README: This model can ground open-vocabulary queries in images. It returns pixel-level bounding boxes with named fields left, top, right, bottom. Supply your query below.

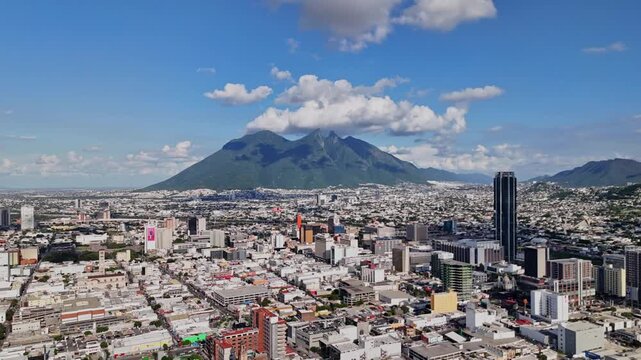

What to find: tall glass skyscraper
left=494, top=172, right=517, bottom=262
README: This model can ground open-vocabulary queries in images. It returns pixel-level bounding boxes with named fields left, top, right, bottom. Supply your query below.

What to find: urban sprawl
left=0, top=174, right=640, bottom=360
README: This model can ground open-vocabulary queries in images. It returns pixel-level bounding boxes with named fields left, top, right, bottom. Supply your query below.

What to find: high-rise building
left=494, top=171, right=517, bottom=262
left=74, top=199, right=82, bottom=209
left=197, top=217, right=207, bottom=234
left=625, top=247, right=641, bottom=304
left=406, top=223, right=429, bottom=243
left=548, top=258, right=595, bottom=308
left=430, top=251, right=454, bottom=279
left=252, top=308, right=286, bottom=360
left=530, top=289, right=569, bottom=322
left=20, top=205, right=35, bottom=230
left=0, top=208, right=10, bottom=227
left=433, top=239, right=503, bottom=266
left=188, top=217, right=198, bottom=235
left=443, top=220, right=458, bottom=234
left=595, top=264, right=626, bottom=297
left=441, top=260, right=474, bottom=301
left=392, top=245, right=410, bottom=273
left=603, top=254, right=625, bottom=269
left=524, top=245, right=549, bottom=278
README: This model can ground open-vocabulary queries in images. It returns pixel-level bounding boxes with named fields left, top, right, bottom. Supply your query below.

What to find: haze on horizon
left=0, top=0, right=640, bottom=188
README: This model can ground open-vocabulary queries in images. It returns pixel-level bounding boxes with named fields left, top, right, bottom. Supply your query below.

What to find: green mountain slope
left=533, top=158, right=641, bottom=187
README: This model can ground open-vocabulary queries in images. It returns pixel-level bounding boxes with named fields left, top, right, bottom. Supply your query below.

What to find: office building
left=430, top=291, right=458, bottom=314
left=433, top=239, right=503, bottom=266
left=430, top=251, right=454, bottom=279
left=558, top=321, right=604, bottom=357
left=339, top=280, right=376, bottom=306
left=406, top=223, right=428, bottom=243
left=203, top=229, right=226, bottom=248
left=548, top=258, right=595, bottom=308
left=392, top=245, right=410, bottom=273
left=328, top=214, right=340, bottom=234
left=441, top=260, right=474, bottom=301
left=0, top=208, right=9, bottom=227
left=595, top=264, right=626, bottom=297
left=524, top=245, right=549, bottom=278
left=530, top=290, right=569, bottom=322
left=20, top=205, right=35, bottom=230
left=625, top=247, right=641, bottom=304
left=188, top=217, right=198, bottom=235
left=494, top=171, right=517, bottom=262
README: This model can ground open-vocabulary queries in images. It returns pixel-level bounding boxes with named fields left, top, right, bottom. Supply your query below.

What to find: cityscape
left=1, top=1, right=641, bottom=360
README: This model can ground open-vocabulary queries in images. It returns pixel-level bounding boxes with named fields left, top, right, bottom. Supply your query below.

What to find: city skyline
left=1, top=1, right=640, bottom=188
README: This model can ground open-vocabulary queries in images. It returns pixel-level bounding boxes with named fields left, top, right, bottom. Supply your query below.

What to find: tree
left=96, top=325, right=109, bottom=333
left=182, top=339, right=192, bottom=346
left=260, top=298, right=271, bottom=307
left=162, top=344, right=169, bottom=351
left=133, top=321, right=142, bottom=328
left=100, top=341, right=108, bottom=349
left=84, top=331, right=93, bottom=336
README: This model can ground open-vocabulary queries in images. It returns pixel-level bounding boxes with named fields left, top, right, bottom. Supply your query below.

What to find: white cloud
left=383, top=142, right=524, bottom=172
left=3, top=110, right=13, bottom=115
left=299, top=0, right=401, bottom=52
left=84, top=145, right=102, bottom=152
left=196, top=67, right=216, bottom=74
left=0, top=159, right=14, bottom=175
left=247, top=74, right=465, bottom=136
left=273, top=0, right=496, bottom=51
left=204, top=83, right=273, bottom=105
left=394, top=0, right=497, bottom=31
left=67, top=151, right=84, bottom=164
left=286, top=38, right=300, bottom=53
left=270, top=66, right=293, bottom=81
left=440, top=85, right=504, bottom=103
left=488, top=125, right=503, bottom=132
left=162, top=140, right=192, bottom=158
left=582, top=41, right=627, bottom=54
left=3, top=135, right=37, bottom=141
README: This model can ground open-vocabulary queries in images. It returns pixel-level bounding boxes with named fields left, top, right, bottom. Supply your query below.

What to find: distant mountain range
left=142, top=130, right=491, bottom=191
left=531, top=158, right=641, bottom=187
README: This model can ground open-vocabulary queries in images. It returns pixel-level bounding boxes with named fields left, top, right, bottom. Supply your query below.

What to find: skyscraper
left=20, top=205, right=35, bottom=230
left=0, top=208, right=10, bottom=227
left=625, top=247, right=641, bottom=304
left=188, top=217, right=198, bottom=235
left=494, top=171, right=517, bottom=262
left=441, top=259, right=474, bottom=300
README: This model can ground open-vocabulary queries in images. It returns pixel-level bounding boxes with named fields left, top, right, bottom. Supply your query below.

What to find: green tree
left=100, top=341, right=108, bottom=349
left=133, top=321, right=142, bottom=328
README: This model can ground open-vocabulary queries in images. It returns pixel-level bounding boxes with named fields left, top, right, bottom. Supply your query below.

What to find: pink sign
left=146, top=227, right=156, bottom=241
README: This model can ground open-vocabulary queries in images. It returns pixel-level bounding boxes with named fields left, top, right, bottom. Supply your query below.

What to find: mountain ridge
left=530, top=158, right=641, bottom=187
left=142, top=130, right=491, bottom=191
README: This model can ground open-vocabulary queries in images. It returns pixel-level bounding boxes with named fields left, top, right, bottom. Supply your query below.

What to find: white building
left=20, top=205, right=34, bottom=230
left=531, top=289, right=570, bottom=322
left=558, top=321, right=604, bottom=356
left=361, top=266, right=385, bottom=284
left=465, top=303, right=497, bottom=330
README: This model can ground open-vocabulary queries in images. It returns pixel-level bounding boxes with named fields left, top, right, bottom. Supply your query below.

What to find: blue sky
left=0, top=0, right=640, bottom=188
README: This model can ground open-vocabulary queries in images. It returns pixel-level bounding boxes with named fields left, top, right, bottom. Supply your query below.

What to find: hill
left=532, top=158, right=641, bottom=187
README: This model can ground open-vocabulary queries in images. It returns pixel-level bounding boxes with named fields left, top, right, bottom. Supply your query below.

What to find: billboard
left=144, top=225, right=157, bottom=252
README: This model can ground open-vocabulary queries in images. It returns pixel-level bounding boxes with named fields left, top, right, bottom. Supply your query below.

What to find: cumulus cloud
left=246, top=74, right=466, bottom=136
left=162, top=140, right=192, bottom=158
left=270, top=66, right=293, bottom=81
left=204, top=83, right=273, bottom=105
left=383, top=142, right=524, bottom=172
left=0, top=159, right=14, bottom=175
left=582, top=41, right=627, bottom=54
left=440, top=85, right=504, bottom=103
left=273, top=0, right=496, bottom=51
left=394, top=0, right=497, bottom=31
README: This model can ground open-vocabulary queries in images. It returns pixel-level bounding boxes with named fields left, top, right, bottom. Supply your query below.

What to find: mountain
left=142, top=130, right=489, bottom=191
left=420, top=167, right=492, bottom=184
left=532, top=158, right=641, bottom=187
